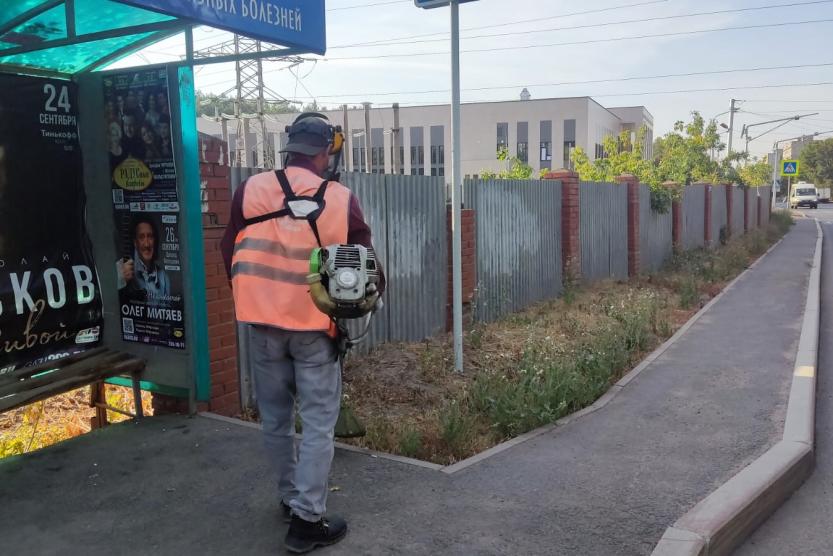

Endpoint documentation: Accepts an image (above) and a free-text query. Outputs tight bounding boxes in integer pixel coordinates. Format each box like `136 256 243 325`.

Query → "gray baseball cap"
280 114 331 156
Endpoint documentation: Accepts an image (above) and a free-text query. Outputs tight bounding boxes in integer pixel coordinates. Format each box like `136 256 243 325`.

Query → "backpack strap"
307 180 330 248
241 170 330 249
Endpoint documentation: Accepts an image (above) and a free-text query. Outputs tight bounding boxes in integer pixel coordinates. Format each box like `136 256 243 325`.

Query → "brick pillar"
617 174 640 277
725 184 733 239
665 182 682 252
545 170 581 282
744 187 750 232
153 134 238 417
447 207 477 331
757 195 762 229
699 183 712 247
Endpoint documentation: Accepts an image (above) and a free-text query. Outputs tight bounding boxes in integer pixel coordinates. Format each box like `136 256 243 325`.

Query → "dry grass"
0 385 153 459
342 214 793 465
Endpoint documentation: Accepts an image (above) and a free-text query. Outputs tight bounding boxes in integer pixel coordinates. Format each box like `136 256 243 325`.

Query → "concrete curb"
651 220 822 556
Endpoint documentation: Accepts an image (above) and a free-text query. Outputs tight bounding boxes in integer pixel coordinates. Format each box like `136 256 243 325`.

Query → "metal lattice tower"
194 36 305 168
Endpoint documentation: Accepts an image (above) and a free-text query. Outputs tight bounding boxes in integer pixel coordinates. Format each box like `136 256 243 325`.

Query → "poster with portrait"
0 75 103 376
105 68 186 349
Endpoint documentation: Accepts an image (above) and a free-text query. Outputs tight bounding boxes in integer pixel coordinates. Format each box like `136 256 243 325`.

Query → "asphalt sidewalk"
0 220 818 556
735 219 833 556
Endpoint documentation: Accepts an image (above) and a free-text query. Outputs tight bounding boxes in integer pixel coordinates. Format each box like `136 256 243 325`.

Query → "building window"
517 142 528 163
563 119 576 170
430 125 445 177
540 120 552 170
540 142 552 161
516 122 528 163
371 128 385 174
390 142 405 174
496 122 508 154
410 127 424 175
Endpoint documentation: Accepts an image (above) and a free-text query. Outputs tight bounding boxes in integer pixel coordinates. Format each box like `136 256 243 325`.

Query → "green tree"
652 113 723 185
738 158 773 187
481 148 535 179
195 90 298 117
571 126 659 186
800 138 833 186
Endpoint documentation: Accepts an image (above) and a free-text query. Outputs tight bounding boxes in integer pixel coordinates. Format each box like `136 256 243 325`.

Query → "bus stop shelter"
0 1 326 410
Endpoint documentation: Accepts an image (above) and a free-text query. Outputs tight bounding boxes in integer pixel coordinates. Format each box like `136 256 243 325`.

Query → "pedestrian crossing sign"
781 160 800 177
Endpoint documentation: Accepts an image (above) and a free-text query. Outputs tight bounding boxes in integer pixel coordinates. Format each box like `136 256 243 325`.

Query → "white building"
781 135 815 160
198 95 654 177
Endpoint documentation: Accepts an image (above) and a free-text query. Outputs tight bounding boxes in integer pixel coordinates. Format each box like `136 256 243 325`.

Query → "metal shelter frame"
0 0 324 409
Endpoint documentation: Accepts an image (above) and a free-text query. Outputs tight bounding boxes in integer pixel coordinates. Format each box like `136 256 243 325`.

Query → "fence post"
447 206 476 331
757 194 762 228
744 187 750 232
617 174 640 277
666 181 682 252
725 183 733 239
697 182 712 247
545 170 581 282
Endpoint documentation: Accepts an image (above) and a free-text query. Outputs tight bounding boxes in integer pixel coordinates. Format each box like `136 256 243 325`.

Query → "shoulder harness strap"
242 170 330 248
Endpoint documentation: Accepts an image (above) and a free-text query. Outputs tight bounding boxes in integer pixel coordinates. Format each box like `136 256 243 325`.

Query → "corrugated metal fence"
639 185 673 273
464 178 563 322
229 169 447 409
580 181 628 281
682 184 707 250
711 185 727 246
758 187 772 227
732 186 745 236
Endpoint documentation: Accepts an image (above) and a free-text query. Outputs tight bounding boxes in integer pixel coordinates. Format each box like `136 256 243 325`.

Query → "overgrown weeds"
343 213 793 465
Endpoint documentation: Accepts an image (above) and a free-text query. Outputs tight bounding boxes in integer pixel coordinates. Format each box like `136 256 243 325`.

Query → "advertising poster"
105 68 186 349
0 75 103 376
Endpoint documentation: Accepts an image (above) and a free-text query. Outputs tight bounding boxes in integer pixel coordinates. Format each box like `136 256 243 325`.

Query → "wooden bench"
0 347 146 426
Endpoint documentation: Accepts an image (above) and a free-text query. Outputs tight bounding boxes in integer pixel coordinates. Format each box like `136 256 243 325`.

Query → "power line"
196 60 833 99
332 0 670 47
332 0 833 49
328 0 409 10
321 18 833 60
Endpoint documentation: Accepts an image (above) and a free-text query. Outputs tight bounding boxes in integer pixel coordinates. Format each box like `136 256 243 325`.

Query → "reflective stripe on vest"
231 166 350 333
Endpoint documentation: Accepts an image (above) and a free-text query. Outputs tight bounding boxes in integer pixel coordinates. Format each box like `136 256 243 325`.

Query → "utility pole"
193 36 304 168
363 102 372 174
392 103 401 174
727 99 738 158
342 104 350 171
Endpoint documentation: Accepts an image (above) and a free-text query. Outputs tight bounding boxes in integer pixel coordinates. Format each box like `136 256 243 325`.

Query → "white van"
790 182 818 209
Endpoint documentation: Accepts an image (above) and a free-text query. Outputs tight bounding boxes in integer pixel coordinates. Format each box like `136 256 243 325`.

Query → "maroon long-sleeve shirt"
220 160 385 293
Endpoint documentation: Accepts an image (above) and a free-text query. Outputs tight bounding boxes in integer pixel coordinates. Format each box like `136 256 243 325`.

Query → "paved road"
736 214 833 556
0 221 818 556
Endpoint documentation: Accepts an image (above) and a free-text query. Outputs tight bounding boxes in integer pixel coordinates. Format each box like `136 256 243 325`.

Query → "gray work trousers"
249 324 341 522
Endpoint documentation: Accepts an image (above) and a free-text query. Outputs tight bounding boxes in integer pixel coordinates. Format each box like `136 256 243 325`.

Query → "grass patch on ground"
342 212 793 465
0 386 153 459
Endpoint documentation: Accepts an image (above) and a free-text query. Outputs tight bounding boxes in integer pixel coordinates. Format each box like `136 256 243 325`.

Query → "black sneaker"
284 514 348 554
280 501 292 523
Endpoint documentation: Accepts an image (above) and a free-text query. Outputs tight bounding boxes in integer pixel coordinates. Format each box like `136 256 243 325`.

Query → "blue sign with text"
116 0 326 55
414 0 478 8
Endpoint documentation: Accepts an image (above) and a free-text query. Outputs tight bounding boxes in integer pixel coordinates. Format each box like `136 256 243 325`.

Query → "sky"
112 0 833 159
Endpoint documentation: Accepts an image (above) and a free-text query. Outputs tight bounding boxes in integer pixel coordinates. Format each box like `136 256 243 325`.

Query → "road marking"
795 365 815 378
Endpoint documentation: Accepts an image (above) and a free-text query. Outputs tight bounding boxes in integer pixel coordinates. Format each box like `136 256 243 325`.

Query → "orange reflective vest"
231 166 350 333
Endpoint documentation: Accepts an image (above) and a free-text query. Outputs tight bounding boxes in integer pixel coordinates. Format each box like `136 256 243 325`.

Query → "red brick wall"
616 174 640 277
702 183 713 247
447 208 476 331
725 184 734 239
544 170 581 281
744 187 750 232
153 134 240 417
666 182 682 252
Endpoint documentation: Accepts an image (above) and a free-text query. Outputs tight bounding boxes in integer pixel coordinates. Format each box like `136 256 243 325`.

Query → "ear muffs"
330 128 345 155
